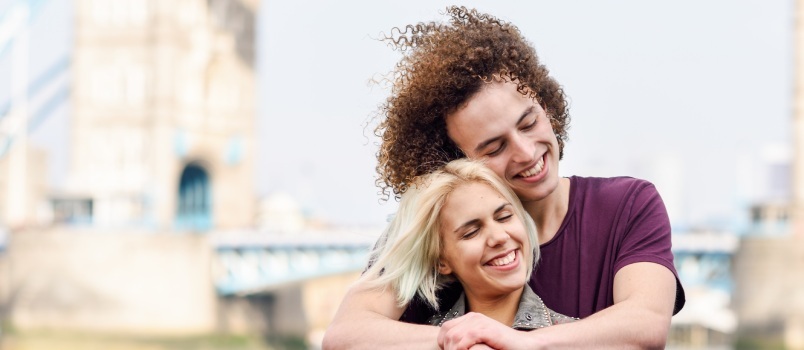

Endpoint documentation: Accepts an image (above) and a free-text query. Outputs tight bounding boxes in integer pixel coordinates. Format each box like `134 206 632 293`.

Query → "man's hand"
438 312 541 350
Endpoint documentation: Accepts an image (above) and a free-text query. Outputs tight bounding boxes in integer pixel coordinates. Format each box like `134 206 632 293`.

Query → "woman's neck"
524 177 570 244
464 286 525 326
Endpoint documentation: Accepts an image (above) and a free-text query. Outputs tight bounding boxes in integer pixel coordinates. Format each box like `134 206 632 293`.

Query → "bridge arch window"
176 163 212 231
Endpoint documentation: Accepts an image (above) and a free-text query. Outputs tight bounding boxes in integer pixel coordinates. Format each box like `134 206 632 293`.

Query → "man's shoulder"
567 176 662 216
570 175 654 187
570 175 657 197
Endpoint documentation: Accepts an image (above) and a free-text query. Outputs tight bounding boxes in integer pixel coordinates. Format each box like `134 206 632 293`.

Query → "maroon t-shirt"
400 176 685 323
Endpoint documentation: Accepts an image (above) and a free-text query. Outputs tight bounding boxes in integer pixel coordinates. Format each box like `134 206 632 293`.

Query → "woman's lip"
484 249 521 271
486 248 517 263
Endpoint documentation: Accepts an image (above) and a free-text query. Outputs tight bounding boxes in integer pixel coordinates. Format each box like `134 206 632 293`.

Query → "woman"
361 159 576 330
325 6 683 349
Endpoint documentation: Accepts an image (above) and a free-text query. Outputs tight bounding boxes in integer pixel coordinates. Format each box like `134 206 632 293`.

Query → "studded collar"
428 285 565 330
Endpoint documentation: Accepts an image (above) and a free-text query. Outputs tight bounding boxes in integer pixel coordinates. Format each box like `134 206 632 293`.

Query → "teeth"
488 251 516 266
518 157 545 178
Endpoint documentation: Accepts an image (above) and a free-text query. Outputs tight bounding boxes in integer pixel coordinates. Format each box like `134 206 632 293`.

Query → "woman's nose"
486 227 509 247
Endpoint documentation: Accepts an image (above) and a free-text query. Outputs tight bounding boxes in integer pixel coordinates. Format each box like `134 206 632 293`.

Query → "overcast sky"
258 0 794 229
0 0 794 230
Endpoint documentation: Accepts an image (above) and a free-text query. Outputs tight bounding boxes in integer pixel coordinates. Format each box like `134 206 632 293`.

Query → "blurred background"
0 0 799 349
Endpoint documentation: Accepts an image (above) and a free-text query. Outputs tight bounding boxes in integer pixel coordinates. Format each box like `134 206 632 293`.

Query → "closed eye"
497 213 513 222
493 204 514 222
486 143 506 157
520 118 537 131
461 229 479 239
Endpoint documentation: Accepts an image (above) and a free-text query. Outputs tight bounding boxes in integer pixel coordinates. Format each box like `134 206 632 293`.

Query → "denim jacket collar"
428 285 556 330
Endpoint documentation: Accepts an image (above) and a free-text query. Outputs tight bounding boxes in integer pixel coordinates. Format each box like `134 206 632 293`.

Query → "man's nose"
510 134 535 164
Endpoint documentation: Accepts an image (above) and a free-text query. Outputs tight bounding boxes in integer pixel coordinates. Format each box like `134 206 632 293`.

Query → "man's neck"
524 177 571 244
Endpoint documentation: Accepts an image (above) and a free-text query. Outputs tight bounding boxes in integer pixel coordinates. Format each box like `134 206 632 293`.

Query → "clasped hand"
437 312 533 350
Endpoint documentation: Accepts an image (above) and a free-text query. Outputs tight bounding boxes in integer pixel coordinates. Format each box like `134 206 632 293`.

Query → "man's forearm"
438 297 671 350
324 314 440 350
521 263 676 349
521 297 672 349
322 282 441 350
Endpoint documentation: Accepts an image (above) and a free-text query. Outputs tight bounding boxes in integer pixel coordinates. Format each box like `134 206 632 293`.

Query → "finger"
443 327 487 350
469 344 496 350
440 313 499 350
438 314 471 348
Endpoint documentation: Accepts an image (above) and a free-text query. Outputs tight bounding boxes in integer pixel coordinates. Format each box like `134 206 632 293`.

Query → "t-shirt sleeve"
612 181 685 314
613 181 675 274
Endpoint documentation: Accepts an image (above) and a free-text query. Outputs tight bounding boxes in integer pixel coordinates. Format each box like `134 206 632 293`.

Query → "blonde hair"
362 159 539 310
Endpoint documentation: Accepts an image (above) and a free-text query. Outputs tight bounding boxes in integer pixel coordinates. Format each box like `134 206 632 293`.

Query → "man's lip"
513 152 547 179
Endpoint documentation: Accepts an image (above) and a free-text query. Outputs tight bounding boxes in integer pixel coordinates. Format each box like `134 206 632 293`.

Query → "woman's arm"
322 280 441 350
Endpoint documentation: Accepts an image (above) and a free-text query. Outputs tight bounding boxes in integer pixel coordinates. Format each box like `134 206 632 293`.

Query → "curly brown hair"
375 6 570 200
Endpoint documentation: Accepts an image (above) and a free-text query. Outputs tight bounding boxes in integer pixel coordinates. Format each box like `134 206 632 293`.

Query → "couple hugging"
324 6 685 349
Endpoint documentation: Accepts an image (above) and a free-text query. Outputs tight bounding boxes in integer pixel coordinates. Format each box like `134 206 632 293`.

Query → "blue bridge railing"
211 230 379 296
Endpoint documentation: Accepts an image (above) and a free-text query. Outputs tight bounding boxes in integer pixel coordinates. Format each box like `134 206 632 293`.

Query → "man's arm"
322 280 441 350
439 262 676 350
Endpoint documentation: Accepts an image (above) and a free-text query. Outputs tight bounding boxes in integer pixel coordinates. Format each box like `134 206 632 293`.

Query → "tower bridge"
669 231 740 343
211 230 378 296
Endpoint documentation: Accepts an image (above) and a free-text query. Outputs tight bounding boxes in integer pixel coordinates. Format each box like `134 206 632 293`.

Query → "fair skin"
444 80 567 243
323 81 676 349
438 182 531 327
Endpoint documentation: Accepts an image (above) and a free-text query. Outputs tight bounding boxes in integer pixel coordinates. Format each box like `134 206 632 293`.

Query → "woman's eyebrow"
453 219 480 234
453 202 513 233
494 203 512 214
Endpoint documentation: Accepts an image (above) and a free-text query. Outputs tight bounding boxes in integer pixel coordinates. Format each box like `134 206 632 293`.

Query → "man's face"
446 81 561 203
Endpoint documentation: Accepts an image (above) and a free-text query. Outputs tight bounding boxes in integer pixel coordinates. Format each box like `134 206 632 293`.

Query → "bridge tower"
66 0 258 230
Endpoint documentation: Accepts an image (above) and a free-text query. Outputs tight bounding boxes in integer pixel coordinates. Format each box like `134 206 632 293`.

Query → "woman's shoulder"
427 292 466 327
514 286 578 330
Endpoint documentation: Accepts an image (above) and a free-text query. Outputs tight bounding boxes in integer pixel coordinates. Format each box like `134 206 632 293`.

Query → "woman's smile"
438 182 530 299
485 249 520 271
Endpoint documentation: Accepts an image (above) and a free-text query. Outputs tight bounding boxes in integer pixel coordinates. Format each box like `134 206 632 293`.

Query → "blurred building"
669 231 738 347
2 0 258 231
0 145 48 229
64 0 257 231
0 3 373 347
729 0 804 348
0 0 265 336
257 193 306 232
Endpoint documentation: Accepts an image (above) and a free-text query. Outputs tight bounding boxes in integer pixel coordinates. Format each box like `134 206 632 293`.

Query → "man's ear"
437 259 452 275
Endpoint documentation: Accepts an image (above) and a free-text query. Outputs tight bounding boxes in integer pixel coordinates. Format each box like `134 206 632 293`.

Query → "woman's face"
438 182 530 300
446 81 561 203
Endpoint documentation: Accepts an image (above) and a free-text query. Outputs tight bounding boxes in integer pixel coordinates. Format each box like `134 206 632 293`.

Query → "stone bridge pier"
0 228 376 347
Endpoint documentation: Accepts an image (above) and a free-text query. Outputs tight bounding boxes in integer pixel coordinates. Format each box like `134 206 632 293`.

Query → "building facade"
731 1 804 348
0 0 271 338
66 0 258 230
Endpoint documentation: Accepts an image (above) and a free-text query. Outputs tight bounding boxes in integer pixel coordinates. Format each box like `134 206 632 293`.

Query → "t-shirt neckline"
538 176 576 248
